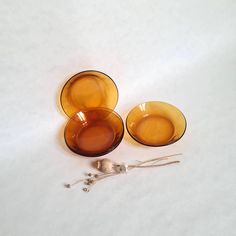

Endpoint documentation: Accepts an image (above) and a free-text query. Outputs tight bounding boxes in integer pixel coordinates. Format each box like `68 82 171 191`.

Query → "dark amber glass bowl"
60 70 118 117
64 108 124 157
126 101 187 147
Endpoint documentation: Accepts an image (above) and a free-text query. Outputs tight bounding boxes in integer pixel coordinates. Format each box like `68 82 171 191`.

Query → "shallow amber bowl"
60 70 118 117
64 108 124 157
126 101 187 146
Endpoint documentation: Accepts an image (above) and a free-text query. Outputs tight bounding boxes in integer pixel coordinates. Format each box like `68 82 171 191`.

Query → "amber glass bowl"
60 70 118 117
64 108 124 157
126 101 186 146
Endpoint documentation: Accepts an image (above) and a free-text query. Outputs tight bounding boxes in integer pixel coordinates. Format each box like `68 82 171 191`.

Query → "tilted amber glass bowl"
64 108 124 157
60 70 118 117
126 101 187 146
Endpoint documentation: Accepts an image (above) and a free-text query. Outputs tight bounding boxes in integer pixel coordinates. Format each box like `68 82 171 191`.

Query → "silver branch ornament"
64 153 182 192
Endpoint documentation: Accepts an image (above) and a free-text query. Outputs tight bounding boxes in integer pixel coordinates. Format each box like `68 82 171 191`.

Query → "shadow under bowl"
126 101 187 147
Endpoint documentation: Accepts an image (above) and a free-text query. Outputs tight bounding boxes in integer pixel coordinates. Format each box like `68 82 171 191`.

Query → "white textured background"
0 0 236 235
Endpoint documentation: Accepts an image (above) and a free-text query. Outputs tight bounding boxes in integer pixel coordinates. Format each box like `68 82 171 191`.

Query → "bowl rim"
64 107 124 157
60 70 119 118
125 101 187 147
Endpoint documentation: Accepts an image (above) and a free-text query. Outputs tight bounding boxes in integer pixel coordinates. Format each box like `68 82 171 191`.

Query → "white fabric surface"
0 0 236 235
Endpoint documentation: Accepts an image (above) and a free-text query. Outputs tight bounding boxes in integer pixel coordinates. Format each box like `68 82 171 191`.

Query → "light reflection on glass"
77 111 88 126
139 103 146 112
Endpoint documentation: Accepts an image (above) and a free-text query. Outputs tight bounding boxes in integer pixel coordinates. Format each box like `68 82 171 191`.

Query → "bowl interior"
60 71 118 117
65 108 124 157
126 101 186 146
